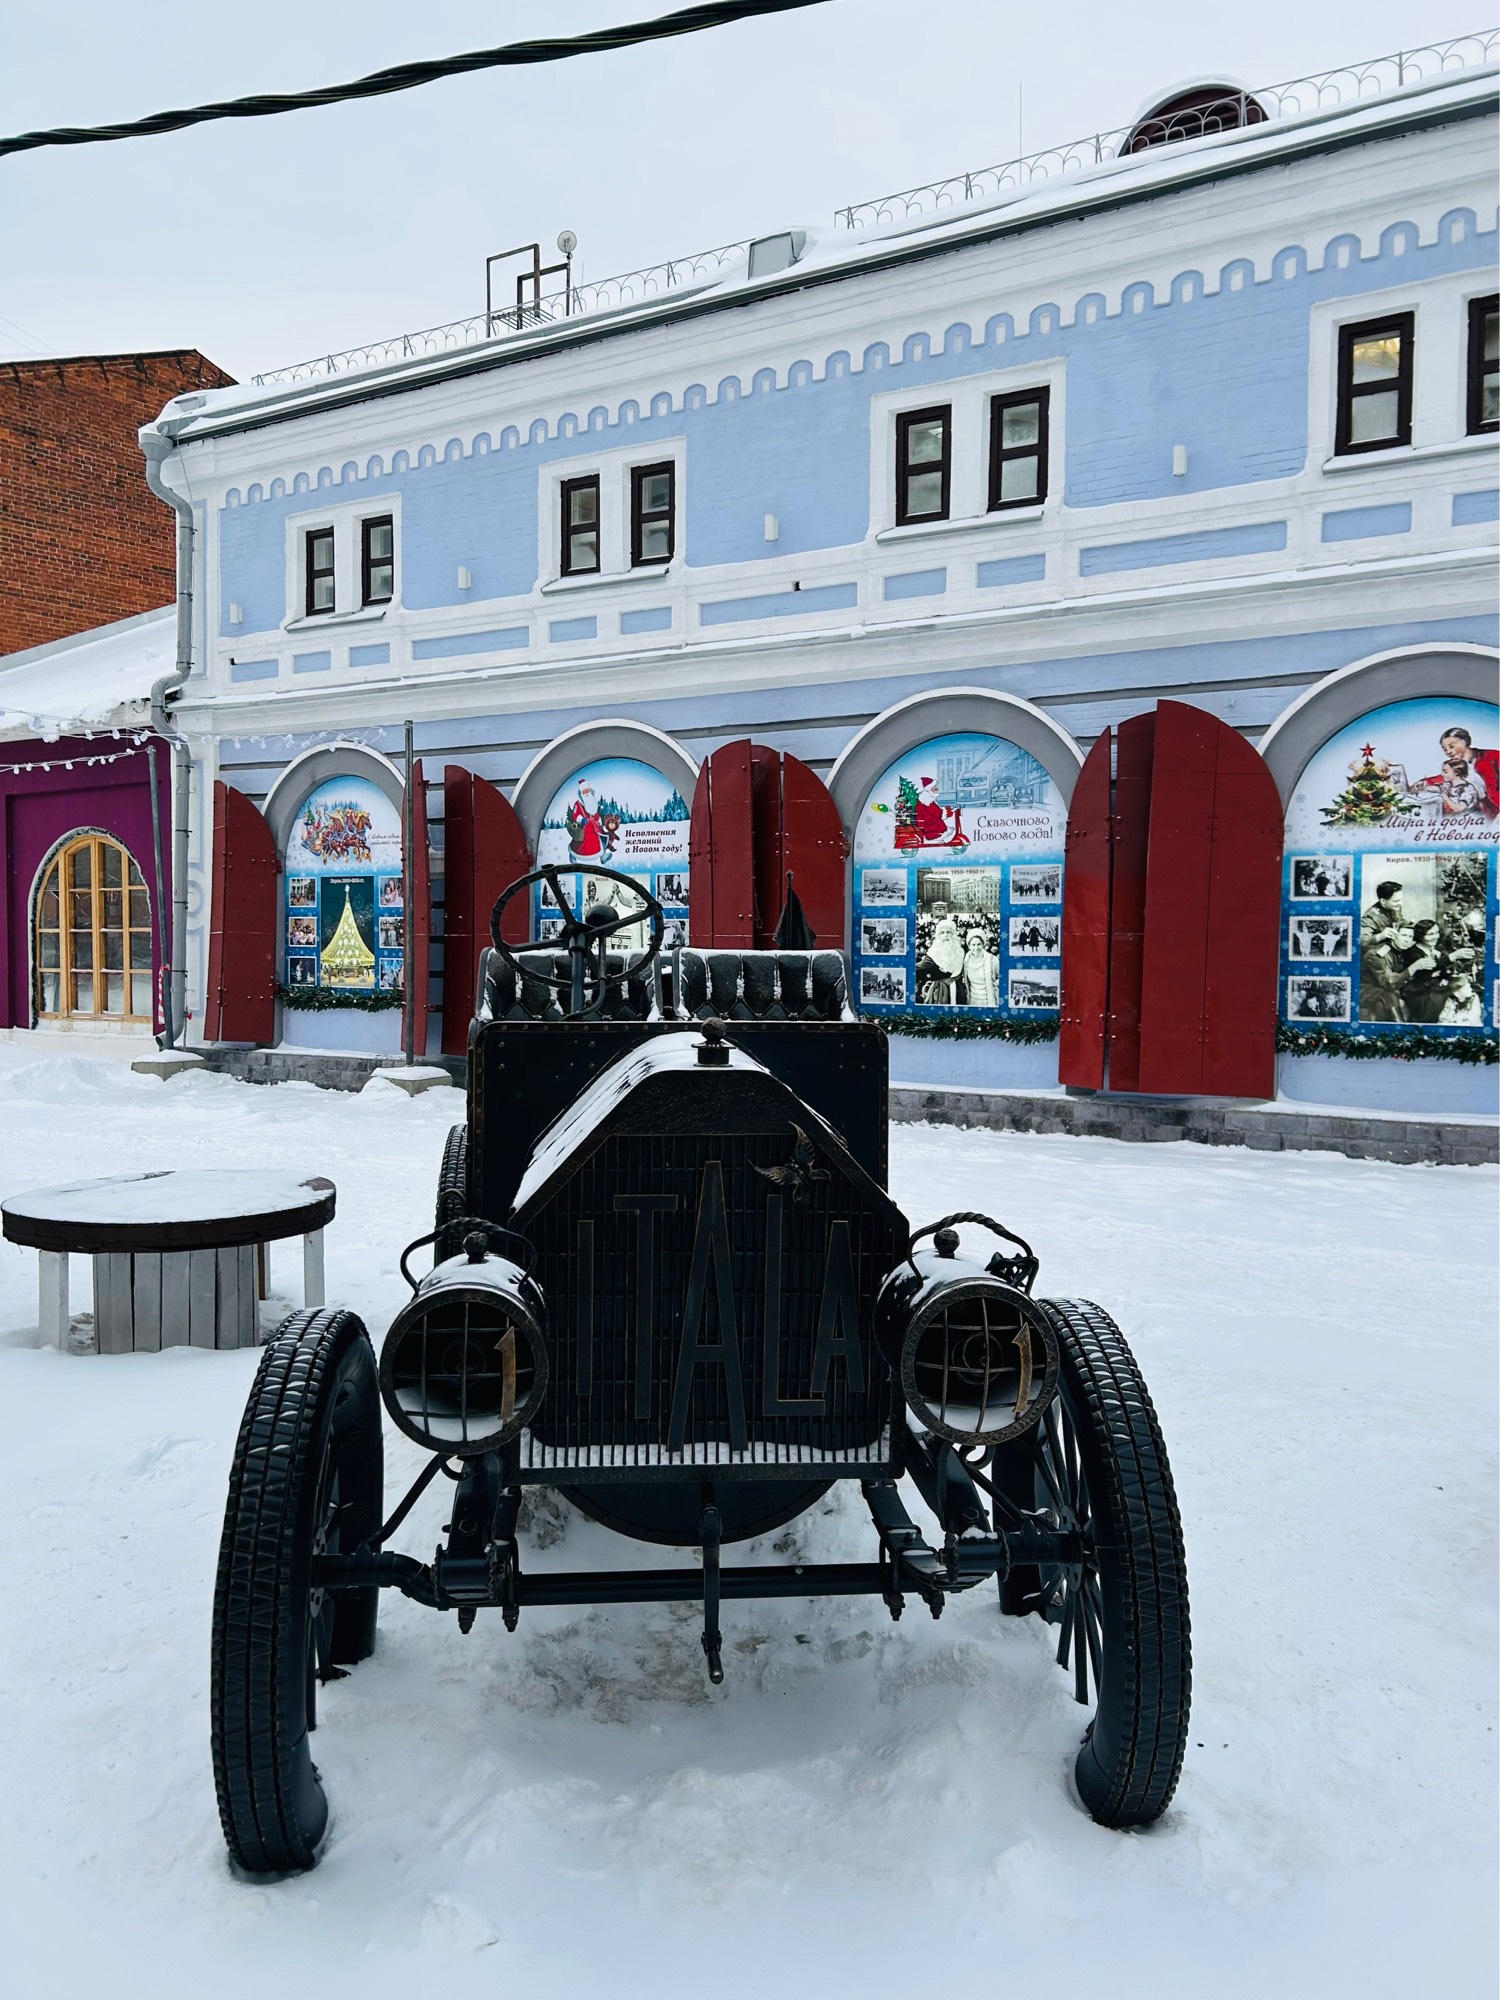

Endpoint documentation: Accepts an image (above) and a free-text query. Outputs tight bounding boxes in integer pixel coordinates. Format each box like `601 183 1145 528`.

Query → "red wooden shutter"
440 766 532 1054
758 749 847 948
1136 702 1282 1098
689 741 755 947
1106 712 1156 1093
1058 730 1114 1090
405 762 432 1058
204 780 278 1044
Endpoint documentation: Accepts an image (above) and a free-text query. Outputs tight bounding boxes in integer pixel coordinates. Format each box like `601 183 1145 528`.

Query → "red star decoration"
1360 743 1375 759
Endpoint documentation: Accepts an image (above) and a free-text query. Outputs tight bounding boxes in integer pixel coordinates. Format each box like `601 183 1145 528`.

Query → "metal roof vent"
747 230 807 280
1124 81 1266 154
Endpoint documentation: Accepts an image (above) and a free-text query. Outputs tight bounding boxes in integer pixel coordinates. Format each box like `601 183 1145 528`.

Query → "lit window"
1334 314 1413 454
35 834 152 1021
1467 295 1498 435
631 462 675 566
361 515 394 605
305 527 336 614
560 476 600 576
988 388 1050 510
895 406 950 524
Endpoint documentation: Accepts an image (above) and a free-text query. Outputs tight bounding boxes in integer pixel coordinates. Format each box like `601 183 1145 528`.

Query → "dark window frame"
360 514 395 607
987 386 1051 512
559 474 602 577
1466 293 1498 436
1334 312 1414 456
304 526 336 616
630 461 676 567
894 405 952 525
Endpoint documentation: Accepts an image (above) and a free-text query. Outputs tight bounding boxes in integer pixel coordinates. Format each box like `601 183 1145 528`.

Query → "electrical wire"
0 0 834 161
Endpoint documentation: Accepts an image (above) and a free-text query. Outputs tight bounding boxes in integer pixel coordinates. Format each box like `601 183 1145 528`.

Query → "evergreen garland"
867 1012 1060 1044
277 983 404 1013
1277 1023 1497 1065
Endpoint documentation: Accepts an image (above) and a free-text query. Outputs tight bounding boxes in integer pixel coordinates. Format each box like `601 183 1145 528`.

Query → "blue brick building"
141 40 1498 1114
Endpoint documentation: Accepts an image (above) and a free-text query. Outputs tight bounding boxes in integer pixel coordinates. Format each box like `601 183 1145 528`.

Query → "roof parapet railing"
834 30 1497 230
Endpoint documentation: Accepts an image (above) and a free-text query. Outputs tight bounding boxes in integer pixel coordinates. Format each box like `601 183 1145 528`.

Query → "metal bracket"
700 1483 724 1684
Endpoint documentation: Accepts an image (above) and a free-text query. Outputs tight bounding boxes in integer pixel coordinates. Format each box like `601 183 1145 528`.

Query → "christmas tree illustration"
320 885 377 989
894 774 919 834
1320 744 1413 828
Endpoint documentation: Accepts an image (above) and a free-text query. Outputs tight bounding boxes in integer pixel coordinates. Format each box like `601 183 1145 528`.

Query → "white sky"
0 0 1487 382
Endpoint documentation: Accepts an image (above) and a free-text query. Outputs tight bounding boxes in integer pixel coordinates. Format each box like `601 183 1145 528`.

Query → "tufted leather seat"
475 946 657 1024
675 949 849 1021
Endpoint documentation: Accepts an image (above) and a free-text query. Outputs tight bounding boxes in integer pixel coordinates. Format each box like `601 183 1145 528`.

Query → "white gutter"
141 421 198 1049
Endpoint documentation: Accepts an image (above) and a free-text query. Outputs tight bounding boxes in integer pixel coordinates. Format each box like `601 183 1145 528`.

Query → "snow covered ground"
0 1049 1493 2000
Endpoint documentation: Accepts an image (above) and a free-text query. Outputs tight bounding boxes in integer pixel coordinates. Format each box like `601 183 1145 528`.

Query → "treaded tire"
211 1307 383 1873
434 1123 469 1263
1034 1298 1191 1829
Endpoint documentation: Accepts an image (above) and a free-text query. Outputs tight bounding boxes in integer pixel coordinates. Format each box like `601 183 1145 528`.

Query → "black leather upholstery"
676 949 848 1021
476 946 656 1023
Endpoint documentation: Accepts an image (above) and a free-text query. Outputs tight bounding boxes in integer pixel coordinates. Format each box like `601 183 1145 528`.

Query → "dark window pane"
1000 401 1041 448
39 877 59 926
638 520 671 563
999 456 1040 503
1349 390 1400 444
40 933 59 969
368 521 393 561
103 930 124 971
905 419 945 464
569 528 599 570
101 845 122 887
640 472 671 515
906 469 944 516
72 932 93 969
69 891 92 930
311 573 335 612
101 889 122 930
569 484 597 525
1484 378 1500 428
130 932 152 969
130 888 150 929
71 847 92 888
311 530 334 567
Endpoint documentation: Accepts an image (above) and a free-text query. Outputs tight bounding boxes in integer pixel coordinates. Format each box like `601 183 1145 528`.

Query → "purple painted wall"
0 734 171 1031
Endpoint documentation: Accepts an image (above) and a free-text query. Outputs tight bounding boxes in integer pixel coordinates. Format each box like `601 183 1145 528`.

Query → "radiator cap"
696 1018 731 1067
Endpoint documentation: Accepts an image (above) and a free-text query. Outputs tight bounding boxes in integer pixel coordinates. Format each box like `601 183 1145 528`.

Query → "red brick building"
0 349 234 655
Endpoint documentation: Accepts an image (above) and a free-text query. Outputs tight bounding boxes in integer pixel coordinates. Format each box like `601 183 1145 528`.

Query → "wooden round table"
1 1170 336 1353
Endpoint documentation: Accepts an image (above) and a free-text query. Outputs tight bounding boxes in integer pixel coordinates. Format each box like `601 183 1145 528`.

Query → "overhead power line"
0 0 834 161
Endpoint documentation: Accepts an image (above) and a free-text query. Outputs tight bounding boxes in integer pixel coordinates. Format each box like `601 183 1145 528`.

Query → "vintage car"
210 865 1191 1873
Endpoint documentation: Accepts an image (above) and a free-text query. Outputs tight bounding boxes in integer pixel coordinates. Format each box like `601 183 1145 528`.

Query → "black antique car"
211 866 1191 1873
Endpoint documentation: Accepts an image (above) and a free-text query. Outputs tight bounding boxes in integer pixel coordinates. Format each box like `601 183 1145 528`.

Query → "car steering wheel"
490 865 667 1016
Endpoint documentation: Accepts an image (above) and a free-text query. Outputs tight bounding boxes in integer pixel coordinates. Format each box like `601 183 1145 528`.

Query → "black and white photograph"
286 954 317 987
859 916 907 956
914 867 1000 1006
1287 975 1351 1021
1008 969 1060 1010
377 914 403 953
583 874 651 951
537 915 565 942
1010 863 1062 903
859 965 907 1005
1008 914 1060 956
655 870 690 907
378 874 404 909
1290 855 1353 900
1288 915 1352 961
1358 850 1490 1024
286 875 317 910
377 960 404 992
860 868 908 905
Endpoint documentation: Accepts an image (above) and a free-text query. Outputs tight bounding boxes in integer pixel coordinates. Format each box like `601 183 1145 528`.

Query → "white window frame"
869 358 1066 537
281 496 402 630
1312 274 1488 470
539 438 686 587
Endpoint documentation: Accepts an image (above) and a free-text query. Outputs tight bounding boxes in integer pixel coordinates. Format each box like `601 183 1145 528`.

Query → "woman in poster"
962 929 999 1007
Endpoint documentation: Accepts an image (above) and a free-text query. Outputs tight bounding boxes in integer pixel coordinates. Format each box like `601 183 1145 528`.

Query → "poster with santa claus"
851 730 1065 1020
535 756 692 945
1280 696 1498 1039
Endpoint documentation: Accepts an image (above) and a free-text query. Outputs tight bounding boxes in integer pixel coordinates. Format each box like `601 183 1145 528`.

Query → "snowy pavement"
0 1050 1493 2000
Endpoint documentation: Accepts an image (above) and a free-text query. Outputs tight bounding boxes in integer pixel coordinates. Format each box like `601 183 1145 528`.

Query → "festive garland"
1276 1023 1497 1065
866 1012 1060 1044
277 982 404 1013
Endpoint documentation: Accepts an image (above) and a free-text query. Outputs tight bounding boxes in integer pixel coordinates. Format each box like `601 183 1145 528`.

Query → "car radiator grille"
518 1133 902 1475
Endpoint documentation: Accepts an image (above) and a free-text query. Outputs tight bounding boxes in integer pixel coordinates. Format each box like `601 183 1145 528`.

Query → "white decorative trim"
874 507 1045 543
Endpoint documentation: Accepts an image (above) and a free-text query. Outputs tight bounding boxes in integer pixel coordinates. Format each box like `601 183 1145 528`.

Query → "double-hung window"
895 406 951 524
1334 314 1414 454
560 475 601 575
631 462 675 566
1467 295 1498 435
361 515 394 605
988 388 1050 510
304 527 336 615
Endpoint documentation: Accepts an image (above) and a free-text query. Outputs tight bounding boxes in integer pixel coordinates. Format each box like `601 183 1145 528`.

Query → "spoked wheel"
211 1308 383 1872
1027 1299 1191 1828
434 1123 469 1263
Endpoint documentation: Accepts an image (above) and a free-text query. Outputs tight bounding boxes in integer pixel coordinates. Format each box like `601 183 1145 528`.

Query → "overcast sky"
0 0 1487 381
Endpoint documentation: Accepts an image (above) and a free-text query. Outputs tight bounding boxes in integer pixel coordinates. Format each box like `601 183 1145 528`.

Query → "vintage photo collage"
535 869 690 953
856 861 1063 1013
1284 850 1492 1028
285 869 405 993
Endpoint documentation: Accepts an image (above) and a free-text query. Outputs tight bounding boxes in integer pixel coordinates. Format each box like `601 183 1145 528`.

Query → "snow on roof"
0 606 175 740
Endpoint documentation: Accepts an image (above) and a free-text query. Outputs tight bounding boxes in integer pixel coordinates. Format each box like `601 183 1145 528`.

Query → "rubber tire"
1036 1298 1192 1829
434 1122 469 1263
211 1308 383 1873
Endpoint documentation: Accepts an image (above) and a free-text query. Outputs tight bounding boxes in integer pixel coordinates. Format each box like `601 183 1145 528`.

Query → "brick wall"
0 350 234 655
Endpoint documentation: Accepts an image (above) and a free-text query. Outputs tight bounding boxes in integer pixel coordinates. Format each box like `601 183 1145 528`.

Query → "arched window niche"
32 829 153 1025
261 742 407 1054
511 721 697 952
1260 647 1500 1116
828 689 1084 1091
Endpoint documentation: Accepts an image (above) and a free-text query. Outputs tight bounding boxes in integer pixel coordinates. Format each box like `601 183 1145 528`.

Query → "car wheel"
211 1307 383 1872
434 1123 469 1262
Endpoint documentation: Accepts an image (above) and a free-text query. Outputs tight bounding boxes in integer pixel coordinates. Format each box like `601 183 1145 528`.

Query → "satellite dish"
556 230 578 256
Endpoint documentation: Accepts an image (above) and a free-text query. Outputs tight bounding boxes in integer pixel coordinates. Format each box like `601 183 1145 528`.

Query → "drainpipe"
141 426 194 1050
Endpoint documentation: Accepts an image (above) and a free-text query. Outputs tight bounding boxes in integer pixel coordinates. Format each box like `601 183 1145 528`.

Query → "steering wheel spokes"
491 864 666 1016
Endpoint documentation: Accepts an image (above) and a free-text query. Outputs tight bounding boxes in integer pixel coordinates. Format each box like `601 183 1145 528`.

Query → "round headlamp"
379 1254 547 1456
